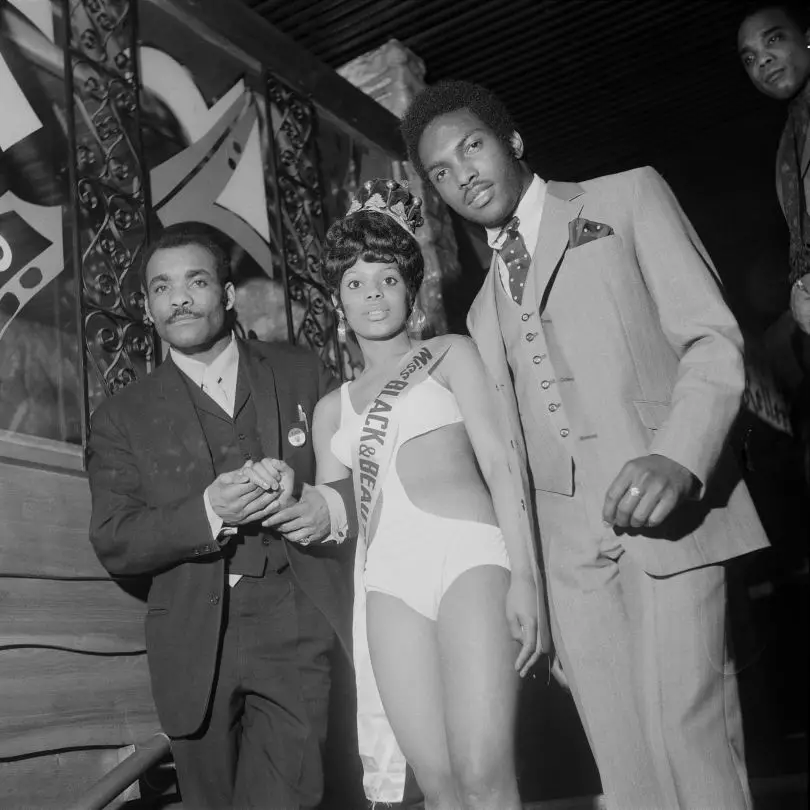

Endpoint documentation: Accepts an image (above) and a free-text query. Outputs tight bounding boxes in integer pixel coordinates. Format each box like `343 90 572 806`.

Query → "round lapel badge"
287 426 306 447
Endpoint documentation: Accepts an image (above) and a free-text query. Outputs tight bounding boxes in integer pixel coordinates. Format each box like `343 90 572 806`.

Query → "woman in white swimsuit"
313 179 548 810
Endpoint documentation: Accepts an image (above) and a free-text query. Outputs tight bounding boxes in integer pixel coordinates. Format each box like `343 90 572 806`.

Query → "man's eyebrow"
423 128 484 175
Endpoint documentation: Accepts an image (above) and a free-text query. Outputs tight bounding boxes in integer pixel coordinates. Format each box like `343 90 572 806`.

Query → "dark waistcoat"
183 367 288 576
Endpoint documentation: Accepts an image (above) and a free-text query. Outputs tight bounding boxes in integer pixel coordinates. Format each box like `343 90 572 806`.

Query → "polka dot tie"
500 216 531 304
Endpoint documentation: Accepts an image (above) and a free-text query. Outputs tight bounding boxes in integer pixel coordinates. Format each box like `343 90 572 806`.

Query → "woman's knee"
452 754 518 810
412 766 459 809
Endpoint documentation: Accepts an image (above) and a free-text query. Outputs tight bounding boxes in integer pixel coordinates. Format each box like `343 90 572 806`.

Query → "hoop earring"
406 304 426 336
336 308 348 342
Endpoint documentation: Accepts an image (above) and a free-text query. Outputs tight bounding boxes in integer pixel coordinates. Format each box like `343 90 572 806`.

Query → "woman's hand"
506 572 541 677
242 458 296 507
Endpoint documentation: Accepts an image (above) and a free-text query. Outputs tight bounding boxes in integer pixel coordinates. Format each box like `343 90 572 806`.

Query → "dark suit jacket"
88 339 356 738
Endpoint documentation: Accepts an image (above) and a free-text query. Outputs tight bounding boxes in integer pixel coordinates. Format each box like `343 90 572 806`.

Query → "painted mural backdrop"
0 0 394 459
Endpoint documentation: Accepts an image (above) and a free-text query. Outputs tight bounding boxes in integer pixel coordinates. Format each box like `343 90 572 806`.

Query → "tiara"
345 178 424 235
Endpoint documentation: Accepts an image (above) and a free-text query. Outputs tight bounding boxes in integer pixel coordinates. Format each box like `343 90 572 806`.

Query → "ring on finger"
627 485 642 499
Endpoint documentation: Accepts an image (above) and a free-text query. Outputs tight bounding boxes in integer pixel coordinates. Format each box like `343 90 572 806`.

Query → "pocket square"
568 217 614 249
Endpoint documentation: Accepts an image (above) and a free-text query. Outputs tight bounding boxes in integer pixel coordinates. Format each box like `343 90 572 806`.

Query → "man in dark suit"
738 3 810 332
88 224 356 810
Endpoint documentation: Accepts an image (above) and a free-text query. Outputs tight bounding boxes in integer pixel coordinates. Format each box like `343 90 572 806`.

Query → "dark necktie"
500 216 532 304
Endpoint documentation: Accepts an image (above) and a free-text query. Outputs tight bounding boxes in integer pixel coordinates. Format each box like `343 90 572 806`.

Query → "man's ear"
223 281 236 311
509 130 525 160
143 290 154 324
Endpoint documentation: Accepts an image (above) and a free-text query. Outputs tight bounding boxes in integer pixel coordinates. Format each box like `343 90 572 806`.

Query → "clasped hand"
208 458 294 527
208 459 331 545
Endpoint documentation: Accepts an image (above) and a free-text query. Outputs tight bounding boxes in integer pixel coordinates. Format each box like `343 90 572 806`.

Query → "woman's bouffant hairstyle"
322 210 424 305
401 80 517 184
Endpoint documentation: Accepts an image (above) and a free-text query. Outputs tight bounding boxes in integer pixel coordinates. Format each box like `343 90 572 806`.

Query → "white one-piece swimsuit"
330 376 510 620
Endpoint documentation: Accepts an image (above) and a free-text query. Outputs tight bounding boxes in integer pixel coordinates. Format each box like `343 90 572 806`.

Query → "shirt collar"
486 174 547 251
170 333 238 387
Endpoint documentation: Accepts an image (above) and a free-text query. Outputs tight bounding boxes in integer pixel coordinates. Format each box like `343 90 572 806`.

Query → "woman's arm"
440 336 534 577
440 336 543 674
313 388 352 484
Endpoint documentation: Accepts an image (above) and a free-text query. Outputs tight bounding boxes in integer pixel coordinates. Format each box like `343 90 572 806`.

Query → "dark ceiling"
239 0 785 179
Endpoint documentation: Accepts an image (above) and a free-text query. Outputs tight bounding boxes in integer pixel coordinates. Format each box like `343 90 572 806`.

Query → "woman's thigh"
366 592 455 796
437 565 520 781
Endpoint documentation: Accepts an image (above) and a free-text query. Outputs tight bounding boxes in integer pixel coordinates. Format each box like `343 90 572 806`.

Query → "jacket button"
238 433 246 441
532 355 543 365
541 380 550 390
560 428 570 438
521 313 530 322
548 403 559 412
262 537 270 546
209 593 220 605
526 332 535 342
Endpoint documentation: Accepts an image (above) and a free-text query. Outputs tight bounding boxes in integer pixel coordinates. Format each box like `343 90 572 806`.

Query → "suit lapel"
468 257 511 386
532 181 585 312
468 259 529 471
238 342 280 460
154 358 215 480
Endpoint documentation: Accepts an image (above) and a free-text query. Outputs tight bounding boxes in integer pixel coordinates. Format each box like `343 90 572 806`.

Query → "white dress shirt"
486 174 547 293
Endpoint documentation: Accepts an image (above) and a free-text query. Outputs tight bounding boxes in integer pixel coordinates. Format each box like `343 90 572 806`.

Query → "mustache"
168 308 202 323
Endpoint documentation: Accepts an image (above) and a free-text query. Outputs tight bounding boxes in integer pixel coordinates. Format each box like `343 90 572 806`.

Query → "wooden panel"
0 747 140 809
0 648 159 758
0 578 146 653
0 461 109 578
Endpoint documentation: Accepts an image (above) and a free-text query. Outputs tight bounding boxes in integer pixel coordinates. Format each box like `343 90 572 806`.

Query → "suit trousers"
170 566 334 810
535 471 752 810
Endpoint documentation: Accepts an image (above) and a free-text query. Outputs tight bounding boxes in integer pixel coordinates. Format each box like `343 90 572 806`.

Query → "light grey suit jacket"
468 166 769 576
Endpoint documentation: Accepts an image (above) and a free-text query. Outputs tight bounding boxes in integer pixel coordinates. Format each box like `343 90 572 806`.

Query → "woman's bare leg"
367 592 461 810
438 565 522 810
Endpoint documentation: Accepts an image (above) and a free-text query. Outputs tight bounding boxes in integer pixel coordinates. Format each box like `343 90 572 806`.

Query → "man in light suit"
403 81 770 809
88 225 357 809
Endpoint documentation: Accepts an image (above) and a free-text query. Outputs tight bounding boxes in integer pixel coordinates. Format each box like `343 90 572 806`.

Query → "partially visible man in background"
739 2 810 333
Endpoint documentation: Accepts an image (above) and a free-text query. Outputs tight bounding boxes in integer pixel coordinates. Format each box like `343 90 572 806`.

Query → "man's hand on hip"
262 483 330 545
602 453 697 529
790 274 810 335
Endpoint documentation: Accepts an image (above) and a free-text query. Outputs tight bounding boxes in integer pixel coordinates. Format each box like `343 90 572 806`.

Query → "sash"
350 343 450 804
